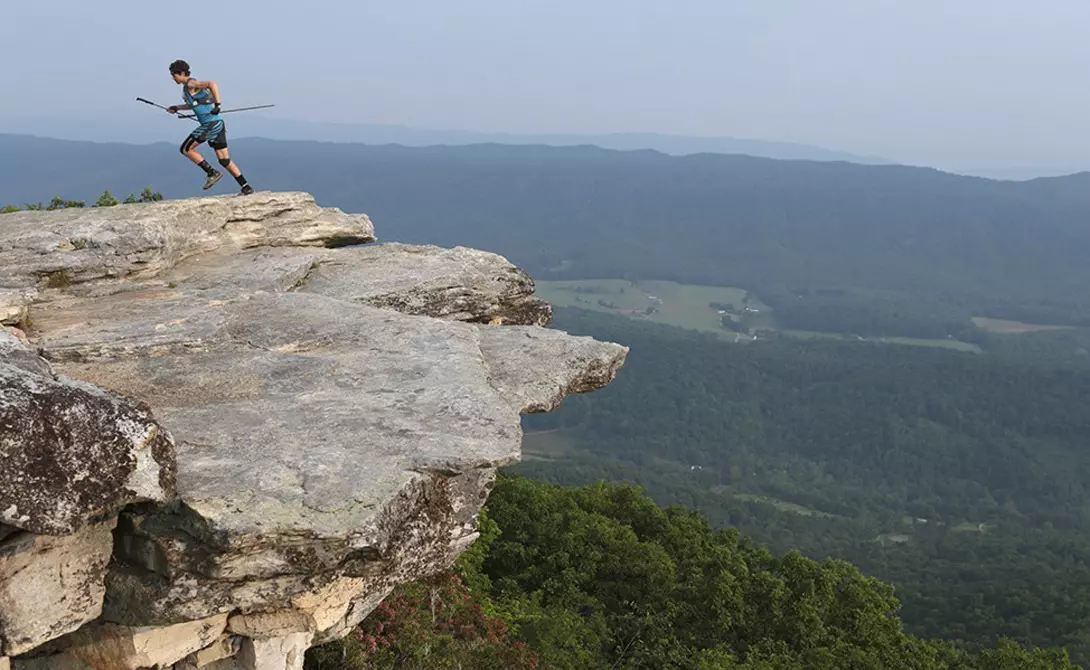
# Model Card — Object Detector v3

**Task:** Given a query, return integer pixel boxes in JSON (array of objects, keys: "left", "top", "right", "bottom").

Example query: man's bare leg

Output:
[
  {"left": 214, "top": 147, "right": 241, "bottom": 177},
  {"left": 181, "top": 136, "right": 222, "bottom": 190},
  {"left": 215, "top": 147, "right": 253, "bottom": 194},
  {"left": 183, "top": 146, "right": 205, "bottom": 165}
]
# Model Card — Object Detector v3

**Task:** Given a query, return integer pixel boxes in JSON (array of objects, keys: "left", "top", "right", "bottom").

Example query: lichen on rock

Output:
[{"left": 0, "top": 330, "right": 175, "bottom": 537}]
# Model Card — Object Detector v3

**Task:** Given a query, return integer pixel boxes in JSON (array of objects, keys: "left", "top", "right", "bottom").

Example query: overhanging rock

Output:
[{"left": 0, "top": 192, "right": 626, "bottom": 668}]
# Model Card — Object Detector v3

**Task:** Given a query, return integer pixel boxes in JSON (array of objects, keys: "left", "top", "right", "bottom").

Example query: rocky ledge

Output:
[{"left": 0, "top": 193, "right": 627, "bottom": 669}]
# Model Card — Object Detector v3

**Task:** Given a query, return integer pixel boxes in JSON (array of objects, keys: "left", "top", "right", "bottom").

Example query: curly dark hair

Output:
[{"left": 169, "top": 60, "right": 190, "bottom": 76}]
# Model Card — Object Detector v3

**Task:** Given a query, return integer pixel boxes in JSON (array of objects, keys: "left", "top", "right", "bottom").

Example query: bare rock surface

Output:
[
  {"left": 0, "top": 291, "right": 34, "bottom": 327},
  {"left": 0, "top": 192, "right": 374, "bottom": 298},
  {"left": 52, "top": 290, "right": 623, "bottom": 625},
  {"left": 0, "top": 519, "right": 116, "bottom": 656},
  {"left": 297, "top": 243, "right": 552, "bottom": 325},
  {"left": 0, "top": 328, "right": 49, "bottom": 377},
  {"left": 14, "top": 615, "right": 229, "bottom": 670},
  {"left": 0, "top": 192, "right": 626, "bottom": 667}
]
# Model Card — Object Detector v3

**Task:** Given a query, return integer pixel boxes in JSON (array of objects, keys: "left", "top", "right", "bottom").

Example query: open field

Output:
[
  {"left": 951, "top": 521, "right": 992, "bottom": 534},
  {"left": 779, "top": 331, "right": 980, "bottom": 352},
  {"left": 536, "top": 279, "right": 765, "bottom": 338},
  {"left": 730, "top": 492, "right": 838, "bottom": 518},
  {"left": 877, "top": 336, "right": 983, "bottom": 353},
  {"left": 972, "top": 316, "right": 1075, "bottom": 334},
  {"left": 539, "top": 278, "right": 983, "bottom": 351}
]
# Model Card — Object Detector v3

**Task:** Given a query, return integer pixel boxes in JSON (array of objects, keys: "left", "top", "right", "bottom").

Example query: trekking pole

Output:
[
  {"left": 135, "top": 97, "right": 172, "bottom": 112},
  {"left": 137, "top": 98, "right": 275, "bottom": 120},
  {"left": 135, "top": 97, "right": 192, "bottom": 120},
  {"left": 177, "top": 104, "right": 275, "bottom": 119}
]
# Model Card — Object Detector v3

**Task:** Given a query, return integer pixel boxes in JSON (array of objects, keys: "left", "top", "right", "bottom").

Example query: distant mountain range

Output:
[
  {"left": 946, "top": 165, "right": 1090, "bottom": 180},
  {"left": 13, "top": 111, "right": 1090, "bottom": 178},
  {"left": 238, "top": 119, "right": 894, "bottom": 165},
  {"left": 4, "top": 114, "right": 889, "bottom": 165}
]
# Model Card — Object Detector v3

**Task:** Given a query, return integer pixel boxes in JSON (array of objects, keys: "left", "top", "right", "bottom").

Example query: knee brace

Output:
[
  {"left": 180, "top": 138, "right": 195, "bottom": 155},
  {"left": 218, "top": 157, "right": 232, "bottom": 168}
]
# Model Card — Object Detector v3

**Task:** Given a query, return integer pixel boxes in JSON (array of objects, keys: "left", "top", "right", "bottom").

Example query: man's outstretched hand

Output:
[{"left": 166, "top": 106, "right": 180, "bottom": 114}]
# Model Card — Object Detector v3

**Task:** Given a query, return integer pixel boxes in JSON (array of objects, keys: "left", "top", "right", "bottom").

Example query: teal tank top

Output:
[{"left": 182, "top": 79, "right": 222, "bottom": 124}]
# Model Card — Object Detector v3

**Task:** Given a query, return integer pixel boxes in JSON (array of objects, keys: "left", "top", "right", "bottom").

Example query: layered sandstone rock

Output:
[{"left": 0, "top": 193, "right": 626, "bottom": 669}]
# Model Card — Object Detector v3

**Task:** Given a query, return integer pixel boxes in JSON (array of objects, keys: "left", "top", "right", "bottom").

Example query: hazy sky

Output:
[{"left": 5, "top": 0, "right": 1090, "bottom": 170}]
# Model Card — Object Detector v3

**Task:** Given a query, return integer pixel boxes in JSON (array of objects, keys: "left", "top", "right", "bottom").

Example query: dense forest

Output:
[
  {"left": 6, "top": 135, "right": 1090, "bottom": 337},
  {"left": 516, "top": 308, "right": 1090, "bottom": 663},
  {"left": 306, "top": 477, "right": 1078, "bottom": 669}
]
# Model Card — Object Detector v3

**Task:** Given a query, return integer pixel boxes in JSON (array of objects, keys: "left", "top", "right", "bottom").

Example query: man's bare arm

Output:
[{"left": 186, "top": 79, "right": 222, "bottom": 104}]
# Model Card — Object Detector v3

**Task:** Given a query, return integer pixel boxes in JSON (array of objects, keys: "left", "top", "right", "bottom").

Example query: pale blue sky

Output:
[{"left": 4, "top": 0, "right": 1090, "bottom": 170}]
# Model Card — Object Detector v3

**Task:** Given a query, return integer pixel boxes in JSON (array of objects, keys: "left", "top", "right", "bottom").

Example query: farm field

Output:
[
  {"left": 537, "top": 279, "right": 981, "bottom": 351},
  {"left": 971, "top": 316, "right": 1075, "bottom": 334},
  {"left": 535, "top": 279, "right": 766, "bottom": 339}
]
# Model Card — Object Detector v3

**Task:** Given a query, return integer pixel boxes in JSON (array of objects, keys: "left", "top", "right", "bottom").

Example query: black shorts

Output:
[{"left": 181, "top": 120, "right": 227, "bottom": 152}]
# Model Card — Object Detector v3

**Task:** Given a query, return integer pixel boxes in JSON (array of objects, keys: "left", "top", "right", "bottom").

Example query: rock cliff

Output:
[{"left": 0, "top": 193, "right": 627, "bottom": 669}]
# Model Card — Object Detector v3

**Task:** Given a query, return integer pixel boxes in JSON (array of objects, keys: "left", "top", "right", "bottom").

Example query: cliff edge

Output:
[{"left": 0, "top": 192, "right": 627, "bottom": 669}]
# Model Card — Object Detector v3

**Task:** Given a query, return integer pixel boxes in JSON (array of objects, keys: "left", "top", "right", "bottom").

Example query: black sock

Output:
[
  {"left": 234, "top": 173, "right": 249, "bottom": 187},
  {"left": 197, "top": 160, "right": 216, "bottom": 176}
]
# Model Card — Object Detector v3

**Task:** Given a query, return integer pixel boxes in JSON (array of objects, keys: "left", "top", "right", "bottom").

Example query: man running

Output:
[{"left": 167, "top": 60, "right": 254, "bottom": 195}]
